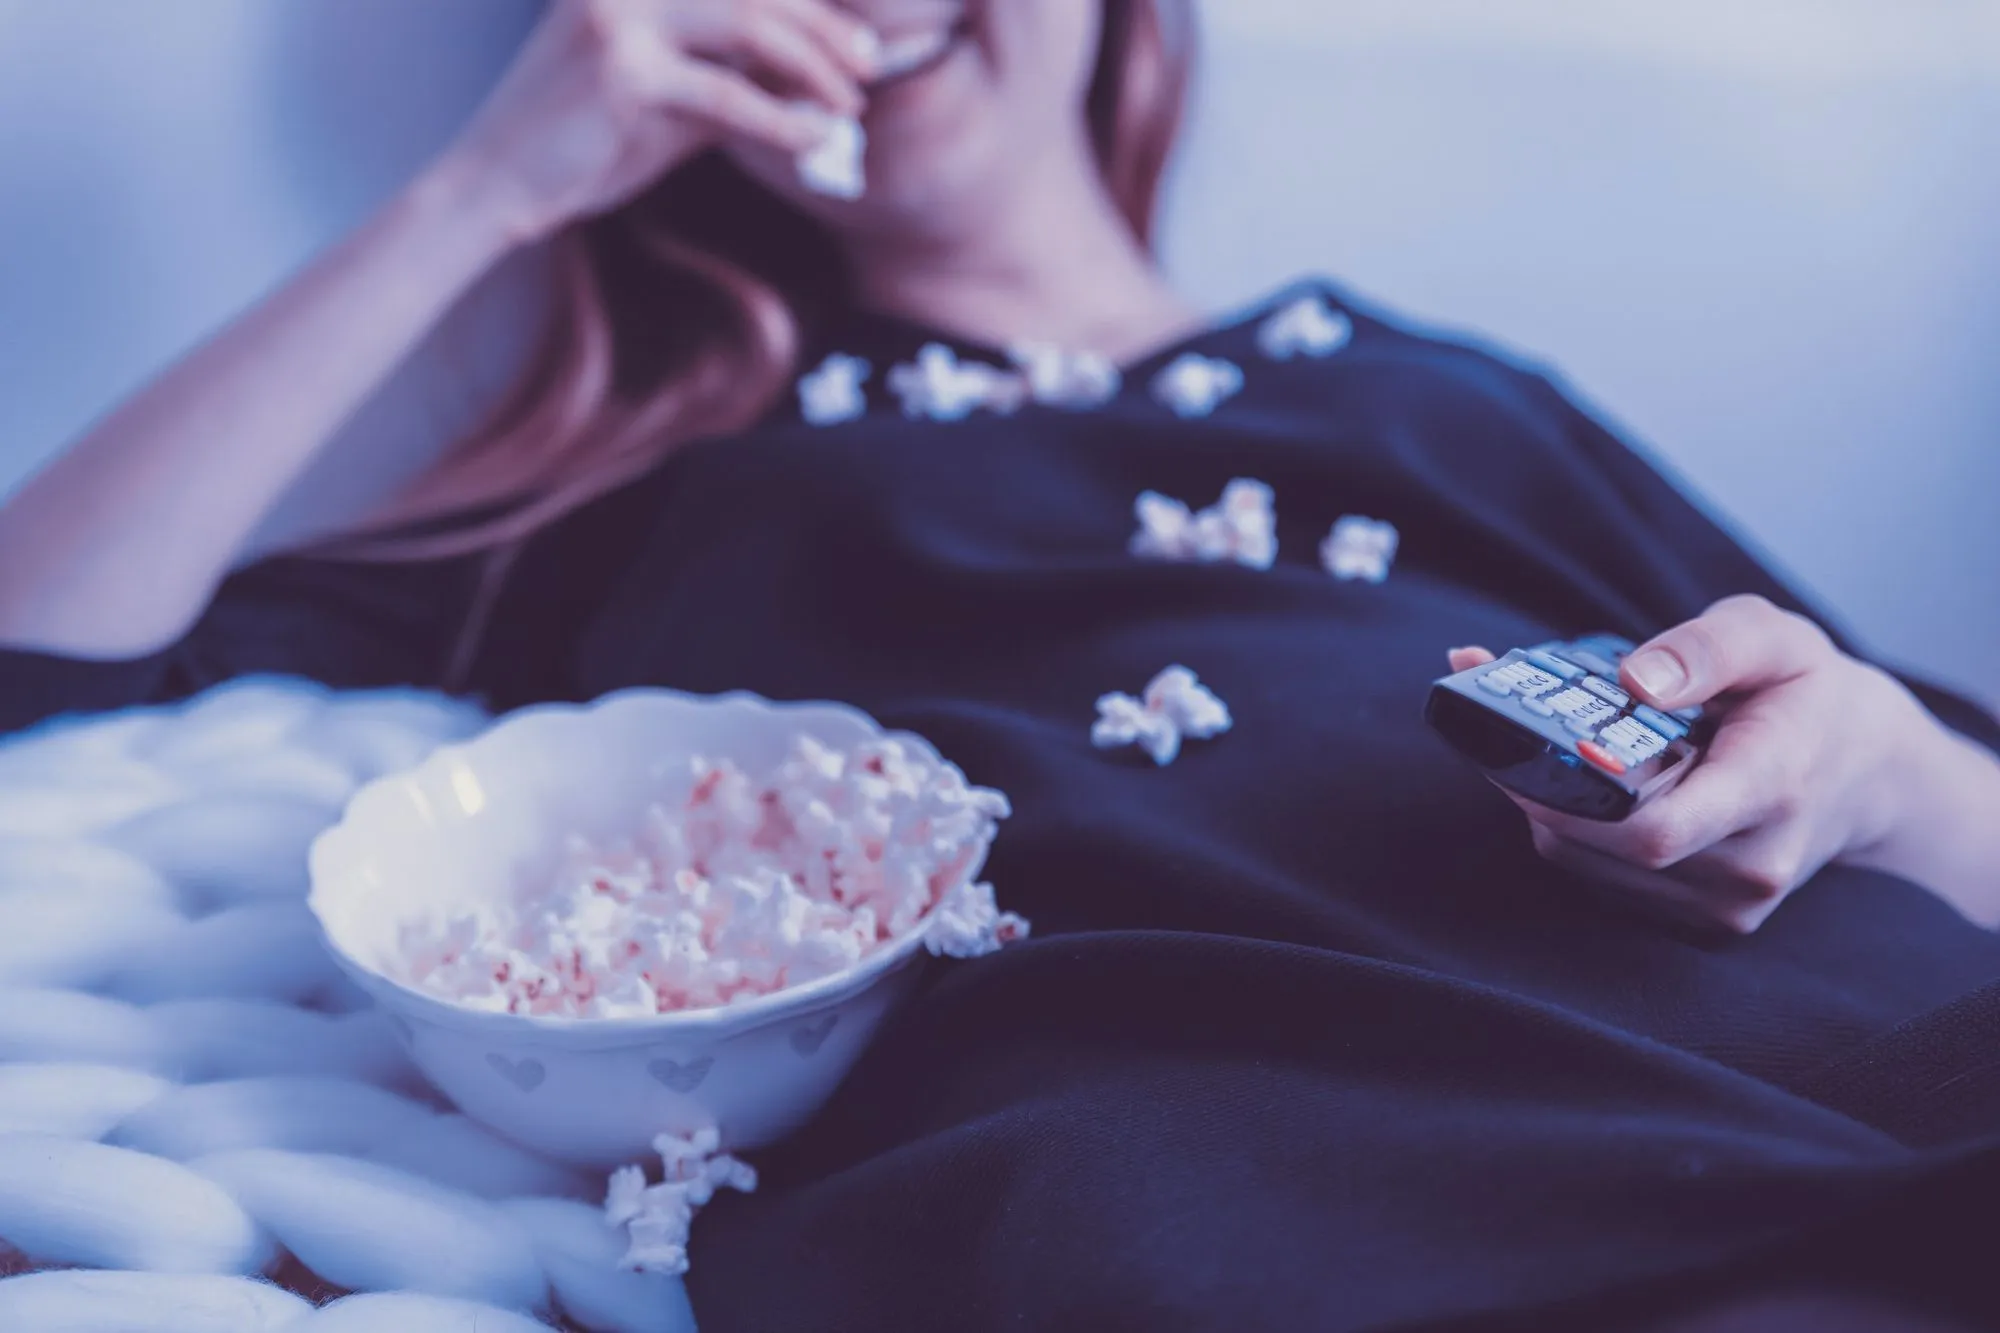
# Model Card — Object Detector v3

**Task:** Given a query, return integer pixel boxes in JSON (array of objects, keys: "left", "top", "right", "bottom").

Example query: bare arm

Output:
[
  {"left": 0, "top": 168, "right": 515, "bottom": 657},
  {"left": 0, "top": 0, "right": 876, "bottom": 659}
]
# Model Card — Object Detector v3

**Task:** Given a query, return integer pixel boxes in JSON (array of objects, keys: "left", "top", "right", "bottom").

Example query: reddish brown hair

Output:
[{"left": 329, "top": 0, "right": 1196, "bottom": 563}]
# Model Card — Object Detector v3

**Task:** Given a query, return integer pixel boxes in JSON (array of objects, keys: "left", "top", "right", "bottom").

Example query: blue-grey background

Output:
[{"left": 2, "top": 0, "right": 1994, "bottom": 705}]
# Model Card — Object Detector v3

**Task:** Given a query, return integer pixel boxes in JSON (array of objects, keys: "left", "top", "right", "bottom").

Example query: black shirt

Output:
[{"left": 7, "top": 281, "right": 2000, "bottom": 1331}]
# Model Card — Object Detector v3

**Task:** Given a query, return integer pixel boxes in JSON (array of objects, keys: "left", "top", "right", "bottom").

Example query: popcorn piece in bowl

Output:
[{"left": 390, "top": 735, "right": 1022, "bottom": 1019}]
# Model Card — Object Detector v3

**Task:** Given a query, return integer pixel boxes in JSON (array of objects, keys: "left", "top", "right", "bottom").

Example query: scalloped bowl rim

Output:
[{"left": 307, "top": 687, "right": 974, "bottom": 1045}]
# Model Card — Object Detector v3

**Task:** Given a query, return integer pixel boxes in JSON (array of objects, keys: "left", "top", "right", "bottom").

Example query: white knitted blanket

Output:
[{"left": 0, "top": 679, "right": 697, "bottom": 1332}]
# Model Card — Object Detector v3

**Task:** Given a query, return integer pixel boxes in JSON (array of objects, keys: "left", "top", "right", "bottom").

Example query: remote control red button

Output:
[{"left": 1576, "top": 740, "right": 1627, "bottom": 775}]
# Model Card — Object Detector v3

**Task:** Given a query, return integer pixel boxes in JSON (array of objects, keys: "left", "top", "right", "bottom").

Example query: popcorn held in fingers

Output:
[
  {"left": 1093, "top": 666, "right": 1233, "bottom": 767},
  {"left": 1321, "top": 515, "right": 1400, "bottom": 584},
  {"left": 1150, "top": 352, "right": 1244, "bottom": 419},
  {"left": 1129, "top": 478, "right": 1277, "bottom": 570},
  {"left": 794, "top": 107, "right": 867, "bottom": 201},
  {"left": 798, "top": 353, "right": 872, "bottom": 426},
  {"left": 603, "top": 1128, "right": 758, "bottom": 1278},
  {"left": 1258, "top": 294, "right": 1353, "bottom": 361},
  {"left": 888, "top": 343, "right": 1029, "bottom": 421},
  {"left": 1007, "top": 341, "right": 1123, "bottom": 410}
]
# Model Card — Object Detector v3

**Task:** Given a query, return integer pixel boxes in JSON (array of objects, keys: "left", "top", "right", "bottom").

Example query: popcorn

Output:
[
  {"left": 1006, "top": 341, "right": 1122, "bottom": 410},
  {"left": 603, "top": 1129, "right": 758, "bottom": 1278},
  {"left": 392, "top": 735, "right": 1022, "bottom": 1018},
  {"left": 1321, "top": 515, "right": 1400, "bottom": 584},
  {"left": 1257, "top": 294, "right": 1353, "bottom": 361},
  {"left": 795, "top": 108, "right": 867, "bottom": 200},
  {"left": 1092, "top": 666, "right": 1233, "bottom": 766},
  {"left": 797, "top": 353, "right": 872, "bottom": 426},
  {"left": 888, "top": 343, "right": 1029, "bottom": 421},
  {"left": 924, "top": 879, "right": 1030, "bottom": 959},
  {"left": 1129, "top": 478, "right": 1277, "bottom": 570},
  {"left": 1150, "top": 353, "right": 1244, "bottom": 419}
]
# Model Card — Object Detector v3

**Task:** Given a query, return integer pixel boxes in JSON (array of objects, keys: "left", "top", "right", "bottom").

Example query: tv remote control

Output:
[{"left": 1424, "top": 634, "right": 1713, "bottom": 821}]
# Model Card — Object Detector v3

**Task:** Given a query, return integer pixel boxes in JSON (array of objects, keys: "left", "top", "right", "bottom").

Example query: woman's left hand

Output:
[{"left": 1451, "top": 594, "right": 2000, "bottom": 934}]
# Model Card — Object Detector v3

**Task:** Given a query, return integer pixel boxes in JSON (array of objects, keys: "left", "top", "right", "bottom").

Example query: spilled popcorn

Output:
[
  {"left": 1007, "top": 341, "right": 1122, "bottom": 410},
  {"left": 1093, "top": 666, "right": 1233, "bottom": 766},
  {"left": 1321, "top": 515, "right": 1400, "bottom": 584},
  {"left": 1130, "top": 478, "right": 1277, "bottom": 570},
  {"left": 1151, "top": 352, "right": 1244, "bottom": 419},
  {"left": 1257, "top": 294, "right": 1353, "bottom": 361},
  {"left": 798, "top": 353, "right": 872, "bottom": 426},
  {"left": 392, "top": 735, "right": 1024, "bottom": 1018},
  {"left": 889, "top": 343, "right": 1028, "bottom": 421},
  {"left": 796, "top": 109, "right": 867, "bottom": 201},
  {"left": 604, "top": 1128, "right": 757, "bottom": 1277}
]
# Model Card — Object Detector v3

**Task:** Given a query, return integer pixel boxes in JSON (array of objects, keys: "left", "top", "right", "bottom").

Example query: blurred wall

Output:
[
  {"left": 1165, "top": 0, "right": 2000, "bottom": 704},
  {"left": 0, "top": 0, "right": 1993, "bottom": 703},
  {"left": 0, "top": 0, "right": 548, "bottom": 550}
]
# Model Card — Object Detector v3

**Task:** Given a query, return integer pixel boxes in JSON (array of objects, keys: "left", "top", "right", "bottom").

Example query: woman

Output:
[{"left": 3, "top": 1, "right": 1999, "bottom": 1328}]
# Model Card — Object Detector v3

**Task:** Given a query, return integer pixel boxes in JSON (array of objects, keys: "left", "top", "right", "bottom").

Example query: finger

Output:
[
  {"left": 1492, "top": 725, "right": 1783, "bottom": 870},
  {"left": 714, "top": 4, "right": 866, "bottom": 114},
  {"left": 770, "top": 0, "right": 884, "bottom": 81},
  {"left": 1621, "top": 594, "right": 1834, "bottom": 711},
  {"left": 1530, "top": 821, "right": 1789, "bottom": 934},
  {"left": 1447, "top": 646, "right": 1497, "bottom": 673},
  {"left": 1679, "top": 817, "right": 1822, "bottom": 909},
  {"left": 648, "top": 60, "right": 836, "bottom": 153},
  {"left": 1525, "top": 823, "right": 1740, "bottom": 932}
]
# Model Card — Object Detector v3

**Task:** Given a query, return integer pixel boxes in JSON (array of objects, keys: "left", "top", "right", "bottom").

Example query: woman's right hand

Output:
[{"left": 440, "top": 0, "right": 881, "bottom": 246}]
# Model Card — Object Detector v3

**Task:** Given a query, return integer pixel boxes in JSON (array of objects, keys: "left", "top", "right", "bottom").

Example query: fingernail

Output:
[
  {"left": 853, "top": 26, "right": 882, "bottom": 69},
  {"left": 1624, "top": 648, "right": 1686, "bottom": 701}
]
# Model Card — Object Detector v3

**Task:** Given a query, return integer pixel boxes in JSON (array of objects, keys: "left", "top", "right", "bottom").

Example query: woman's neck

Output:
[{"left": 842, "top": 161, "right": 1200, "bottom": 366}]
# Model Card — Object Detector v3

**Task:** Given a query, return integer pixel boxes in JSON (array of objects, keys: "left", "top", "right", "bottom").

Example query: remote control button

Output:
[
  {"left": 1632, "top": 705, "right": 1688, "bottom": 742},
  {"left": 1511, "top": 667, "right": 1562, "bottom": 698},
  {"left": 1526, "top": 650, "right": 1585, "bottom": 681},
  {"left": 1520, "top": 696, "right": 1556, "bottom": 717},
  {"left": 1599, "top": 717, "right": 1669, "bottom": 764},
  {"left": 1576, "top": 740, "right": 1627, "bottom": 775},
  {"left": 1546, "top": 687, "right": 1594, "bottom": 717},
  {"left": 1580, "top": 676, "right": 1630, "bottom": 708},
  {"left": 1565, "top": 648, "right": 1622, "bottom": 678},
  {"left": 1477, "top": 662, "right": 1565, "bottom": 699}
]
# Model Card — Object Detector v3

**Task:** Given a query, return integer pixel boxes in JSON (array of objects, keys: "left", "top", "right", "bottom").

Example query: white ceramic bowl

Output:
[{"left": 307, "top": 688, "right": 984, "bottom": 1170}]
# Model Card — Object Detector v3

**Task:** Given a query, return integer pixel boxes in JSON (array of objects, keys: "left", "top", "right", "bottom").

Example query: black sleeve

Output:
[
  {"left": 0, "top": 552, "right": 485, "bottom": 737},
  {"left": 1524, "top": 368, "right": 2000, "bottom": 759}
]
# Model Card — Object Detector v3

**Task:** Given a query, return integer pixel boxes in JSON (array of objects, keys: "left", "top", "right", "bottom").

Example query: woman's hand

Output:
[
  {"left": 1451, "top": 594, "right": 2000, "bottom": 933},
  {"left": 435, "top": 0, "right": 881, "bottom": 246}
]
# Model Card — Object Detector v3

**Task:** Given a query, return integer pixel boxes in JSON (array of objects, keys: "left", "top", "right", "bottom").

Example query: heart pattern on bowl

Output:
[
  {"left": 647, "top": 1055, "right": 715, "bottom": 1093},
  {"left": 487, "top": 1052, "right": 546, "bottom": 1092},
  {"left": 790, "top": 1013, "right": 840, "bottom": 1057}
]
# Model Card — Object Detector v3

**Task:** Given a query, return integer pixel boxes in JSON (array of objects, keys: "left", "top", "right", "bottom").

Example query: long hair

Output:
[{"left": 326, "top": 0, "right": 1196, "bottom": 564}]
